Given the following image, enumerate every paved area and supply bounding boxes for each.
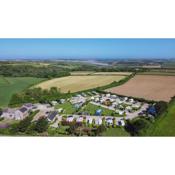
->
[125,103,149,120]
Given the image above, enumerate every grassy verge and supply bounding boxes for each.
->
[102,127,130,136]
[143,100,175,136]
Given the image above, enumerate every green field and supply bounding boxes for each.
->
[144,100,175,136]
[102,127,129,136]
[80,103,121,117]
[0,77,45,107]
[55,102,76,114]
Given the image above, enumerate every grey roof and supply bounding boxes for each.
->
[48,111,58,121]
[19,107,28,113]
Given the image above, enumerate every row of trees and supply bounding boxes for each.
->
[0,65,70,78]
[9,87,72,107]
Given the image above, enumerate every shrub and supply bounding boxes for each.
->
[125,118,152,136]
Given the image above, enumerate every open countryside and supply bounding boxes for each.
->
[1,39,175,137]
[35,75,126,93]
[0,77,45,107]
[107,75,175,102]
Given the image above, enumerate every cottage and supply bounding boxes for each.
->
[17,107,29,119]
[1,107,28,120]
[1,108,15,120]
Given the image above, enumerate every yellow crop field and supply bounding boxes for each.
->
[35,75,125,93]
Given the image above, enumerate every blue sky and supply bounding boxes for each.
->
[0,39,175,59]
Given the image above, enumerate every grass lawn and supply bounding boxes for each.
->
[55,102,76,114]
[0,76,45,107]
[48,126,69,136]
[80,103,120,117]
[144,100,175,136]
[102,127,130,136]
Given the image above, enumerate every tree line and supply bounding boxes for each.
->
[0,65,70,78]
[9,87,72,107]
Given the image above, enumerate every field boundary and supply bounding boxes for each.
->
[0,76,11,86]
[137,72,175,76]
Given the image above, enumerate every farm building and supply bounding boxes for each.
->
[1,107,29,120]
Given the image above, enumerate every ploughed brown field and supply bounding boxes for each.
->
[107,75,175,102]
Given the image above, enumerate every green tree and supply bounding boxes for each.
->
[95,125,106,135]
[155,101,168,116]
[125,118,152,136]
[34,117,49,133]
[0,108,3,116]
[17,116,33,132]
